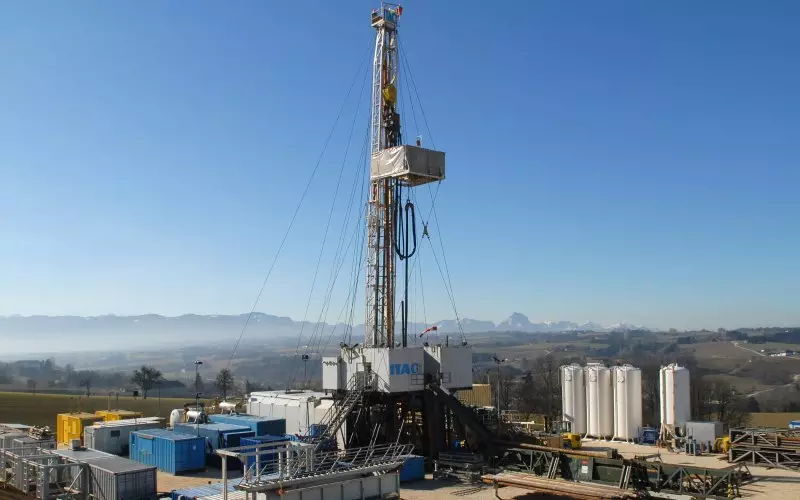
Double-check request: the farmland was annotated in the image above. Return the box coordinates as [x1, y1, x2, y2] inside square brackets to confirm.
[0, 391, 212, 430]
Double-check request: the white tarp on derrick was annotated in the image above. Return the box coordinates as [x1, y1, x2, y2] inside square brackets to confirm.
[370, 145, 445, 184]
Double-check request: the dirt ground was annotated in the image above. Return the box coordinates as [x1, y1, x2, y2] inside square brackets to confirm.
[156, 440, 800, 499]
[157, 468, 244, 492]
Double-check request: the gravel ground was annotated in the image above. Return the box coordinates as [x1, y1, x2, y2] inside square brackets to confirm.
[155, 441, 800, 499]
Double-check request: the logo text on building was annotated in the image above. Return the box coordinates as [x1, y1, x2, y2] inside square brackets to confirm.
[390, 363, 420, 376]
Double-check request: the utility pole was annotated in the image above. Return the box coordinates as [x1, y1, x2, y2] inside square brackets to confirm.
[492, 356, 507, 426]
[194, 360, 203, 437]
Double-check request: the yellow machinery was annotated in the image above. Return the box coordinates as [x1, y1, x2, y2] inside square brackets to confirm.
[713, 436, 730, 454]
[563, 433, 582, 450]
[57, 412, 104, 444]
[95, 409, 143, 421]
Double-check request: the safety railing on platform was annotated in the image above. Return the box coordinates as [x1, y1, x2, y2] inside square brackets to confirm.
[217, 440, 412, 493]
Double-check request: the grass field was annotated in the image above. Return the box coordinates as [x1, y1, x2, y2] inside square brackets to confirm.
[0, 392, 212, 430]
[748, 412, 800, 428]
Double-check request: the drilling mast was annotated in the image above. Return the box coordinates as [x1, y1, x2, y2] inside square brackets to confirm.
[365, 3, 444, 350]
[365, 4, 401, 348]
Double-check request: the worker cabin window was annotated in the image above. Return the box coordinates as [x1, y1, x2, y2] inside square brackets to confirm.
[110, 430, 120, 438]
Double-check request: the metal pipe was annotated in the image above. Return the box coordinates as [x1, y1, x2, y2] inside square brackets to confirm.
[222, 455, 228, 500]
[494, 440, 615, 459]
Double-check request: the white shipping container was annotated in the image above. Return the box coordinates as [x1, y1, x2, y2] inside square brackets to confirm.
[684, 421, 723, 445]
[660, 364, 691, 428]
[322, 356, 347, 391]
[248, 391, 329, 435]
[424, 345, 473, 390]
[253, 471, 399, 500]
[84, 420, 163, 455]
[585, 364, 613, 438]
[560, 364, 586, 435]
[612, 365, 643, 441]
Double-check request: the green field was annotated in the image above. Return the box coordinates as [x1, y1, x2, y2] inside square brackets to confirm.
[0, 392, 212, 430]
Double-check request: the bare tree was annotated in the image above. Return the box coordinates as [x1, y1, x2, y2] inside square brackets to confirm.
[131, 366, 163, 399]
[514, 354, 561, 430]
[216, 369, 235, 400]
[194, 372, 204, 393]
[79, 373, 93, 397]
[706, 378, 750, 429]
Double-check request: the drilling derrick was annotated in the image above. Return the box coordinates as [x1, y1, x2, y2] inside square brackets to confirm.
[366, 4, 446, 352]
[320, 3, 480, 463]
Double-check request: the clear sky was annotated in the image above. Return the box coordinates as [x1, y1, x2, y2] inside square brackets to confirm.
[1, 1, 798, 331]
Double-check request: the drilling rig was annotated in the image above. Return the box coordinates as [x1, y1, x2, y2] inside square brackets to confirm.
[321, 3, 479, 460]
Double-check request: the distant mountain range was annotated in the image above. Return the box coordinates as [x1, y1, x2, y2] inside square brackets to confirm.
[0, 311, 648, 348]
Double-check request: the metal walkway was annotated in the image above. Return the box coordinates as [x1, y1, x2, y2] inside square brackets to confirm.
[218, 440, 412, 495]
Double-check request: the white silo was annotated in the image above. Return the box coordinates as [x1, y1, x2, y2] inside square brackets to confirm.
[659, 363, 691, 430]
[560, 364, 586, 434]
[585, 363, 613, 438]
[612, 365, 642, 441]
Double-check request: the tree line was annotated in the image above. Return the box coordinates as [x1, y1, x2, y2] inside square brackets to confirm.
[2, 358, 254, 401]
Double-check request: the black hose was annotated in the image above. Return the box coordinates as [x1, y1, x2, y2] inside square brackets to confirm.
[394, 182, 418, 347]
[394, 183, 417, 261]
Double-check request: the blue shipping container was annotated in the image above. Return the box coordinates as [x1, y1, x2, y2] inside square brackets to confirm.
[399, 455, 425, 482]
[129, 429, 205, 474]
[240, 435, 288, 470]
[790, 420, 800, 430]
[208, 414, 286, 436]
[173, 423, 253, 452]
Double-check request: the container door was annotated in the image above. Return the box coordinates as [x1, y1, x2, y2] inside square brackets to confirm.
[109, 429, 121, 454]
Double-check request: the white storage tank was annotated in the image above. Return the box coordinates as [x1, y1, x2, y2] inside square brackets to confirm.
[612, 365, 642, 441]
[560, 364, 586, 434]
[660, 363, 691, 428]
[585, 364, 613, 438]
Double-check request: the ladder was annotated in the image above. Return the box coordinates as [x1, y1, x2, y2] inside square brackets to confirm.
[619, 462, 632, 490]
[546, 454, 561, 479]
[311, 374, 366, 449]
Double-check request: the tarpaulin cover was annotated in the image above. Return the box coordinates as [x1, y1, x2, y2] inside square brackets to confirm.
[370, 145, 445, 184]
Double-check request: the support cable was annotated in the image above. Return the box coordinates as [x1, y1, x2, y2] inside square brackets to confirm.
[401, 45, 467, 343]
[225, 43, 372, 369]
[302, 121, 371, 366]
[291, 60, 370, 379]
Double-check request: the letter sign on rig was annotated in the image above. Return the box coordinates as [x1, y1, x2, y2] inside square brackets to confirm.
[390, 363, 420, 376]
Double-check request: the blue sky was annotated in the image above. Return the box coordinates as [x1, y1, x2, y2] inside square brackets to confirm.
[1, 1, 798, 330]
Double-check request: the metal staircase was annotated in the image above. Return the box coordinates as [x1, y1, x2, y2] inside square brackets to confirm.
[310, 374, 367, 449]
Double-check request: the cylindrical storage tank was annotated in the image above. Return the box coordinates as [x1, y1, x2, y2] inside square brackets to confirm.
[585, 364, 613, 438]
[560, 364, 586, 434]
[169, 409, 185, 428]
[659, 364, 691, 428]
[612, 365, 642, 441]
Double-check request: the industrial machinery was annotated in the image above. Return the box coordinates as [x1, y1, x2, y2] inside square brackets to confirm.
[317, 3, 484, 463]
